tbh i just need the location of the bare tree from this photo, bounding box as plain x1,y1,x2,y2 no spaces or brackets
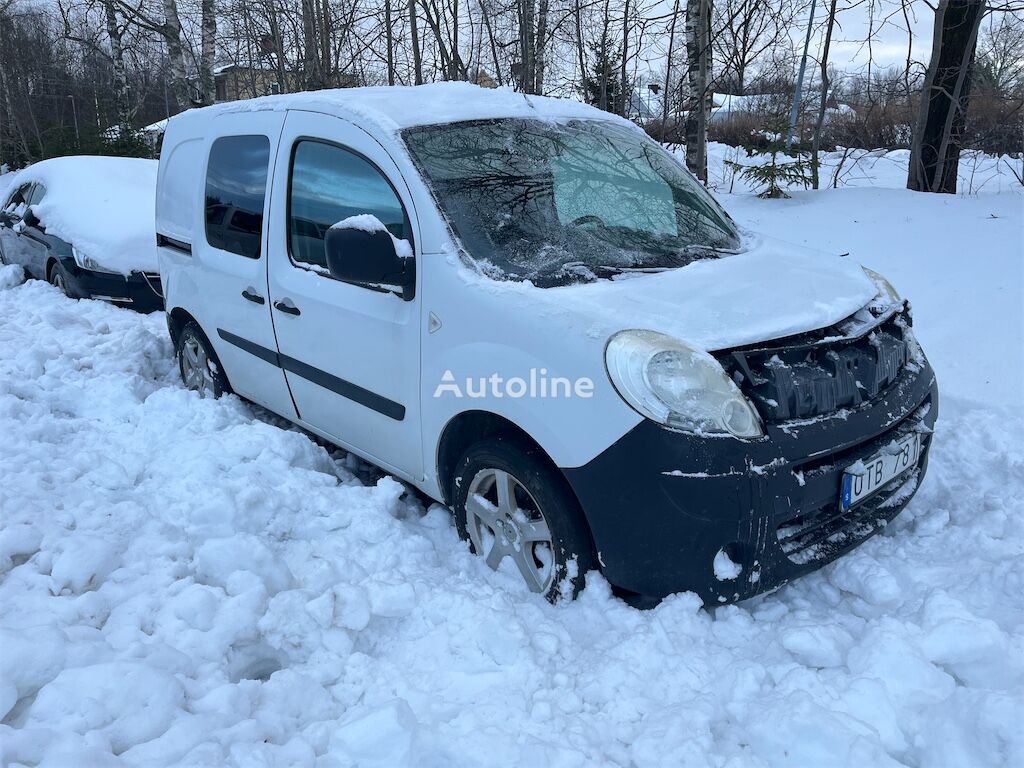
976,9,1024,93
713,0,800,95
810,0,839,187
908,0,987,193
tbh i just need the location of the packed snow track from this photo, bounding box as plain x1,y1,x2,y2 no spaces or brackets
1,185,1022,767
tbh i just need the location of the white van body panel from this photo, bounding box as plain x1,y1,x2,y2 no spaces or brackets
265,110,423,480
157,97,644,502
418,253,642,496
159,110,298,419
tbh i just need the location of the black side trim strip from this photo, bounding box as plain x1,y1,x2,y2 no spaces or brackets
216,328,405,421
218,329,280,367
279,353,406,421
157,233,192,255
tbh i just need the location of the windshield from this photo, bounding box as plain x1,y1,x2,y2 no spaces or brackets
403,118,741,287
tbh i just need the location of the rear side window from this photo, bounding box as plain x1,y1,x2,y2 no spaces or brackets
3,184,31,214
288,140,409,271
205,135,270,259
27,184,46,206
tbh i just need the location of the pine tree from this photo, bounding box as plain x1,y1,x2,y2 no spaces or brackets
725,130,817,199
583,37,625,115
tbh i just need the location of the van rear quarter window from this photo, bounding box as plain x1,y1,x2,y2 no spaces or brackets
204,135,271,259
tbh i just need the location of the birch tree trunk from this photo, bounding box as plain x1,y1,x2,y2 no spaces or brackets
908,0,987,193
684,0,711,182
520,0,536,93
102,1,132,133
163,0,190,109
301,0,320,89
199,0,217,104
535,0,549,94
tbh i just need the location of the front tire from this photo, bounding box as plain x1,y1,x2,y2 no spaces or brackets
48,261,70,296
176,321,230,398
453,436,595,601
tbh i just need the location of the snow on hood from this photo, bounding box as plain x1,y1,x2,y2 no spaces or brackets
467,235,878,351
10,156,158,276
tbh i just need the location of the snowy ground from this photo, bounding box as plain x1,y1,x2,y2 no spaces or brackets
1,163,1022,767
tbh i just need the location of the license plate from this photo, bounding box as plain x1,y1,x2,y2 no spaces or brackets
840,433,921,511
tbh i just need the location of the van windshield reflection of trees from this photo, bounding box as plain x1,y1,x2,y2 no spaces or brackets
404,119,741,287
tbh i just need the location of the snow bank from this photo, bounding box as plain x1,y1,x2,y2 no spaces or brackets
726,187,1024,406
703,143,1023,196
6,156,158,275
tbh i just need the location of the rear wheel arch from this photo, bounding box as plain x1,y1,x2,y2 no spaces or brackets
167,307,200,348
175,318,232,396
168,311,233,394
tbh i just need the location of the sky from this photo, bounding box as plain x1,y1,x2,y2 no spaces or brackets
825,0,935,71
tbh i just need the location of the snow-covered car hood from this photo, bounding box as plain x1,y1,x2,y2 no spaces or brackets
6,156,158,276
531,237,879,351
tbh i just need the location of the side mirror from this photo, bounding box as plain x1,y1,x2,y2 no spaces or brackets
22,207,41,230
324,217,413,298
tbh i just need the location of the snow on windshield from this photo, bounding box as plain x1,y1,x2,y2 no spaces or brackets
6,156,158,275
404,118,740,287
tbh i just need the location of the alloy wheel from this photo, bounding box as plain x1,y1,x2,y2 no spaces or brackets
464,467,555,593
180,334,215,397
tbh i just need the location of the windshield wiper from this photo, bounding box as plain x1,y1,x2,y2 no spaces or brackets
595,264,672,276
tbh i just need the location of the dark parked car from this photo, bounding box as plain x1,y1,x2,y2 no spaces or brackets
0,157,163,313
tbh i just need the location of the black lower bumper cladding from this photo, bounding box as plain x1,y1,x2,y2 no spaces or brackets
563,355,938,605
62,258,164,313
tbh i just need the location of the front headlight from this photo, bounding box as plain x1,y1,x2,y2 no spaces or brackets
862,267,901,304
605,330,764,438
72,246,117,274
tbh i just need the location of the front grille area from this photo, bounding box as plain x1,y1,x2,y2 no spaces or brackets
776,468,922,565
775,400,932,565
716,303,912,423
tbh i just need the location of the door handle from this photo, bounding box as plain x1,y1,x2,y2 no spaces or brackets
241,288,265,304
274,299,301,316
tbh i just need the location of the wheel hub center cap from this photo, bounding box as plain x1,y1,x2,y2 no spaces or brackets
500,518,519,543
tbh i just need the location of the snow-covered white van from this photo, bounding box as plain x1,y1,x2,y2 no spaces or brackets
156,83,937,604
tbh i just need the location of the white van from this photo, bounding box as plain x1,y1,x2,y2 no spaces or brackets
156,83,937,604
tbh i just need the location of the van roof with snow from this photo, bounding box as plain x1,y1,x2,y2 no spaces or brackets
166,81,637,133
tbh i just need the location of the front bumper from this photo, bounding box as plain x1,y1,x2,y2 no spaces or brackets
563,357,938,605
62,258,164,313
